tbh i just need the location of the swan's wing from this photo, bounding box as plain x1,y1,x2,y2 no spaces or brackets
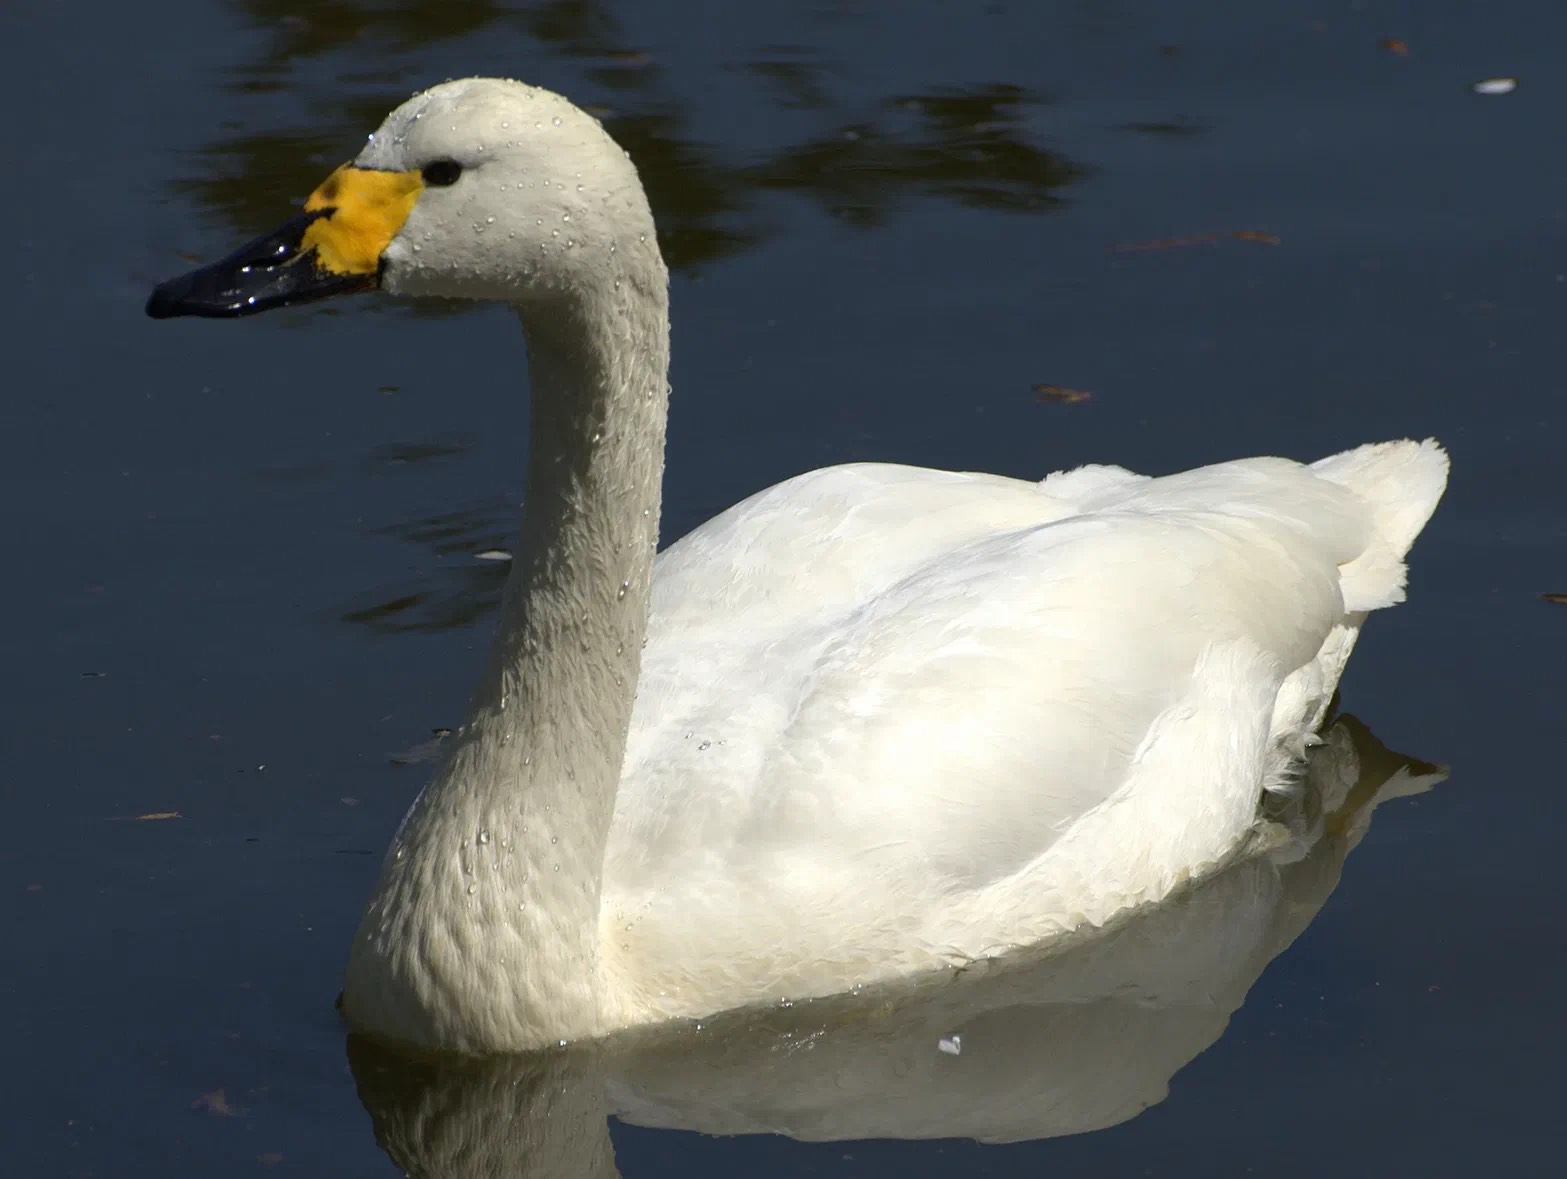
644,462,1091,635
604,446,1444,1010
621,458,1347,854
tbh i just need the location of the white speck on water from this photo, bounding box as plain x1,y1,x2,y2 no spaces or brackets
1473,77,1518,95
552,116,563,126
466,883,477,895
698,740,711,751
938,1035,962,1056
617,580,630,600
477,830,491,845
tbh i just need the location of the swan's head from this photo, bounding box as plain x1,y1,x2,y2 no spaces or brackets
147,78,660,318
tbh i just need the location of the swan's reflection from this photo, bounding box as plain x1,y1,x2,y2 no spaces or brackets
349,715,1439,1175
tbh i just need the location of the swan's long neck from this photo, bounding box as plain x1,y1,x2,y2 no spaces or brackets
344,249,670,1053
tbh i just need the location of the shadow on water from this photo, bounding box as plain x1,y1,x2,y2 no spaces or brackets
172,2,1089,635
346,716,1442,1175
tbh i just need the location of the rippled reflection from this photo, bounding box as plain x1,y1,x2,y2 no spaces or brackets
175,1,1093,635
179,1,1083,272
337,498,515,633
347,717,1441,1175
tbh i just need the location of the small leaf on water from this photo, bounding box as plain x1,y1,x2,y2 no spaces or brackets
1111,229,1280,253
1033,384,1093,405
192,1089,238,1117
107,811,183,822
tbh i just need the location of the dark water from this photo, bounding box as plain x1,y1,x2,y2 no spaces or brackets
8,0,1563,1173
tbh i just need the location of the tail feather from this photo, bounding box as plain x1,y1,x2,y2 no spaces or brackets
1310,439,1448,611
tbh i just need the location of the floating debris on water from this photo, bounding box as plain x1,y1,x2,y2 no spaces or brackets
1034,384,1093,405
107,811,182,822
1473,78,1517,96
1111,229,1280,253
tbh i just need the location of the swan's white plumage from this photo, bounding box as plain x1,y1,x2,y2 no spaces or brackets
166,78,1446,1052
604,444,1446,1022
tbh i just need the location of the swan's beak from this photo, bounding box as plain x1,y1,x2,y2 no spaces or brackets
147,164,422,319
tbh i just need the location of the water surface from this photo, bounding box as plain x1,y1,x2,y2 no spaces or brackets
7,1,1564,1173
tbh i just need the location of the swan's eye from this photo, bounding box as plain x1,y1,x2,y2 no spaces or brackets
422,159,463,187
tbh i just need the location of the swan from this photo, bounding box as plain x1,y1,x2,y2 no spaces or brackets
352,716,1441,1175
147,77,1448,1055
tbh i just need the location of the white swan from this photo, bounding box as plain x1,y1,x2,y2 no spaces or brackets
350,716,1442,1176
147,77,1448,1055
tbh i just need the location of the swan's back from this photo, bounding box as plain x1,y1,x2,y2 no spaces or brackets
602,441,1446,1021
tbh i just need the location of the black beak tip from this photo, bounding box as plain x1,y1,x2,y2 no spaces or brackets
145,211,358,321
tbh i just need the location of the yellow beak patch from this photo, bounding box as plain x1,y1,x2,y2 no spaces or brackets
301,165,423,276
